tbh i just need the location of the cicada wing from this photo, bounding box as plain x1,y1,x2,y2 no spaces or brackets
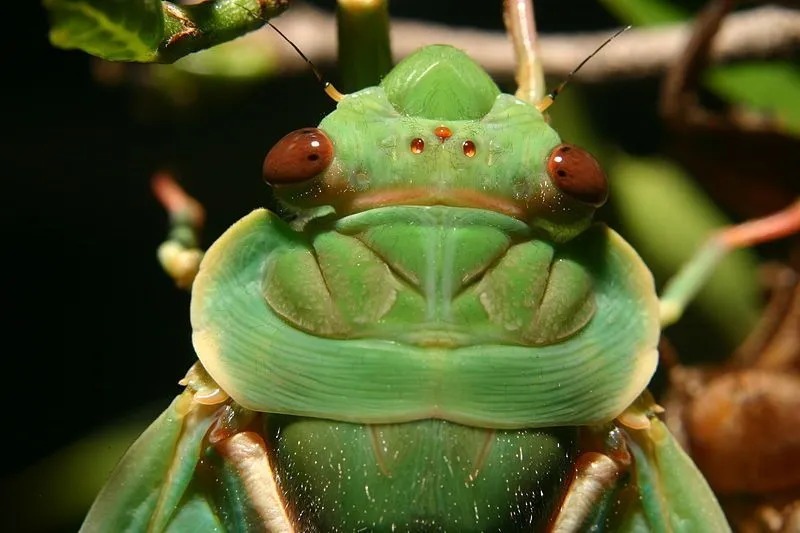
80,391,223,532
625,418,730,533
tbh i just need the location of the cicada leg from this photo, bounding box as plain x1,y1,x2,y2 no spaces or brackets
549,451,625,532
212,432,294,532
613,395,730,532
81,364,294,533
550,392,729,532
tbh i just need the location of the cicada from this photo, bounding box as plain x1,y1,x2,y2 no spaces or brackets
76,31,744,530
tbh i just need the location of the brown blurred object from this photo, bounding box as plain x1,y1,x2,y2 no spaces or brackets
660,11,800,522
661,6,800,526
664,265,800,532
660,0,800,219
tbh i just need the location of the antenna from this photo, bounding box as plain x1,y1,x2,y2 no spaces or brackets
537,25,631,112
267,22,345,102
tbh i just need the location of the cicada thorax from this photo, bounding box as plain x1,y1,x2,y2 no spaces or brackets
192,207,658,427
263,206,596,348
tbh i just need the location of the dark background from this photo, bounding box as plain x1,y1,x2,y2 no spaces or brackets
1,0,749,531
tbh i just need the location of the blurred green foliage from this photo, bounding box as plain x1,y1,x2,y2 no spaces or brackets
602,0,800,138
599,0,688,24
4,413,152,532
706,61,800,136
45,0,164,61
592,0,800,348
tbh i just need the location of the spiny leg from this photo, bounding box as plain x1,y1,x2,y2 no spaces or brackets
215,431,295,532
549,395,731,532
549,452,624,532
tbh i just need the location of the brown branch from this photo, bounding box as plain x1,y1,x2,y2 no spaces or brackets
257,3,800,82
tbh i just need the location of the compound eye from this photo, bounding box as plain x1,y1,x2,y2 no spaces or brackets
546,143,608,206
263,128,334,184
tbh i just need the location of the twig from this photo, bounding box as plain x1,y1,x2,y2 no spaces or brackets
258,3,800,81
503,0,545,104
152,172,205,289
660,199,800,328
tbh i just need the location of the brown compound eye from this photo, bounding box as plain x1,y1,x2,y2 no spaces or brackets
263,128,334,184
546,143,608,206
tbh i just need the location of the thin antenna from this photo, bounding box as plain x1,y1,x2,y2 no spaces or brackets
537,25,631,112
267,22,345,102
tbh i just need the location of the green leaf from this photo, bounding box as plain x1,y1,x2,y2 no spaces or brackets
608,154,761,347
597,0,688,25
706,61,800,137
44,0,164,61
601,1,800,138
2,409,154,531
171,35,279,79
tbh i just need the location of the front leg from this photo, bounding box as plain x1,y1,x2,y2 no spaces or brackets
550,450,624,532
551,399,730,532
213,432,294,532
81,364,294,533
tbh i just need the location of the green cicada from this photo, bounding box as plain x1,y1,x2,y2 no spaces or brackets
79,41,734,531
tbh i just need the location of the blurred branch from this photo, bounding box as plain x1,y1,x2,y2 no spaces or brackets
336,0,392,91
152,173,205,289
264,3,800,81
503,0,546,104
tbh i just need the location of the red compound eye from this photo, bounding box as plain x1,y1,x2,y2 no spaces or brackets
263,128,334,184
546,143,608,206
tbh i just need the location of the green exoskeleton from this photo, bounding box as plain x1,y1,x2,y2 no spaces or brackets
80,42,735,531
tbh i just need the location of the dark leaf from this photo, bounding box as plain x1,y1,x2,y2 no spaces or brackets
45,0,164,61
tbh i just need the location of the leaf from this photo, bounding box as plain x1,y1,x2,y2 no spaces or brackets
44,0,164,62
597,0,688,25
2,409,154,531
171,35,279,79
601,0,800,138
608,154,761,347
705,61,800,137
